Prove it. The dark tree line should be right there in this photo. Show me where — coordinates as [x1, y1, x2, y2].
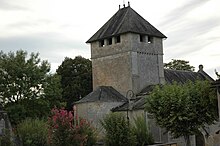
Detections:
[0, 50, 64, 125]
[0, 50, 92, 125]
[164, 59, 195, 71]
[56, 56, 92, 109]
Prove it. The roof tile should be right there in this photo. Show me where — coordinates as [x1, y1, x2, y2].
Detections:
[86, 6, 166, 43]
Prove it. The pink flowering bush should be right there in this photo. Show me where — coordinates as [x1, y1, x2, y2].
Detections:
[48, 108, 96, 146]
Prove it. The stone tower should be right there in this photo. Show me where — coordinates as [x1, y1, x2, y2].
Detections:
[86, 5, 166, 96]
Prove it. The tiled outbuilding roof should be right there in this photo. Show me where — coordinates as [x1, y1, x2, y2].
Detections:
[74, 86, 127, 104]
[164, 69, 213, 84]
[138, 69, 214, 96]
[86, 6, 166, 43]
[212, 79, 220, 88]
[112, 97, 146, 112]
[114, 69, 214, 111]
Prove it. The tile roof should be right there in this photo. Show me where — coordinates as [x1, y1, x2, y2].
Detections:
[74, 86, 128, 104]
[212, 79, 220, 87]
[164, 69, 214, 84]
[114, 69, 214, 111]
[138, 69, 213, 96]
[86, 6, 166, 43]
[112, 97, 147, 112]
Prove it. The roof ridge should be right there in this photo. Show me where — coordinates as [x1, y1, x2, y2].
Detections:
[74, 86, 127, 104]
[114, 7, 130, 34]
[164, 69, 194, 73]
[86, 6, 166, 43]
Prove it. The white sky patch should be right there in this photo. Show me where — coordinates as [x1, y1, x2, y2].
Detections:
[0, 0, 220, 79]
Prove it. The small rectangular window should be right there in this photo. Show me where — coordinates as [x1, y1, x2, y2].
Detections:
[99, 40, 105, 47]
[148, 36, 153, 43]
[107, 38, 112, 45]
[140, 34, 146, 42]
[115, 35, 121, 43]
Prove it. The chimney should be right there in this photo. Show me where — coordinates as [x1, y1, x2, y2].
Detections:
[199, 64, 203, 71]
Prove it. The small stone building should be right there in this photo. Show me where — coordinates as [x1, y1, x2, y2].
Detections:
[74, 86, 127, 133]
[74, 4, 215, 146]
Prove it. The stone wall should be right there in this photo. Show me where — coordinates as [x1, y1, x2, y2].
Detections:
[92, 52, 132, 96]
[90, 32, 165, 96]
[202, 123, 220, 146]
[130, 34, 165, 90]
[75, 101, 124, 139]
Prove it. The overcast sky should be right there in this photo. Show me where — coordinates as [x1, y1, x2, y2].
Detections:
[0, 0, 220, 79]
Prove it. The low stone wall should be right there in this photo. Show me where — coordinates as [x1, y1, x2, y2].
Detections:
[147, 142, 177, 146]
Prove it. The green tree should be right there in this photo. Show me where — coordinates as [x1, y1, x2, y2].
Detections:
[100, 113, 136, 146]
[43, 73, 64, 109]
[0, 50, 51, 125]
[133, 115, 154, 146]
[56, 56, 92, 109]
[164, 59, 195, 71]
[17, 118, 48, 146]
[146, 80, 217, 146]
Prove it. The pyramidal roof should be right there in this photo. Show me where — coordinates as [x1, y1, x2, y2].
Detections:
[74, 86, 128, 104]
[86, 6, 166, 43]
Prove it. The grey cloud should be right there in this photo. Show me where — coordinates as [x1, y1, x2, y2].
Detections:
[0, 33, 89, 64]
[161, 0, 220, 59]
[8, 19, 53, 29]
[164, 40, 211, 60]
[160, 0, 211, 28]
[211, 53, 220, 57]
[0, 33, 81, 49]
[0, 0, 28, 11]
[163, 16, 220, 58]
[184, 20, 220, 37]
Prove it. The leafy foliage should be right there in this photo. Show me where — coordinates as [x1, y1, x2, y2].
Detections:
[43, 74, 64, 109]
[0, 50, 51, 125]
[6, 98, 50, 126]
[146, 80, 217, 140]
[133, 115, 154, 146]
[100, 113, 136, 146]
[56, 56, 92, 109]
[164, 59, 195, 71]
[0, 50, 50, 104]
[48, 108, 96, 146]
[0, 129, 14, 146]
[17, 118, 48, 146]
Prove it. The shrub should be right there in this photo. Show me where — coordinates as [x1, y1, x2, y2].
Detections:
[17, 118, 48, 146]
[77, 119, 97, 146]
[133, 115, 154, 146]
[100, 113, 136, 146]
[48, 108, 96, 146]
[0, 129, 14, 146]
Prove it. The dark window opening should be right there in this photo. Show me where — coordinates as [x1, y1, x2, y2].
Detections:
[99, 40, 105, 47]
[140, 34, 146, 42]
[148, 36, 153, 43]
[115, 35, 121, 43]
[107, 38, 112, 45]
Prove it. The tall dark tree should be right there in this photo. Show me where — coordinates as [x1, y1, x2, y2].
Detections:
[0, 50, 51, 125]
[164, 59, 195, 71]
[146, 80, 217, 146]
[57, 56, 92, 109]
[43, 73, 64, 108]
